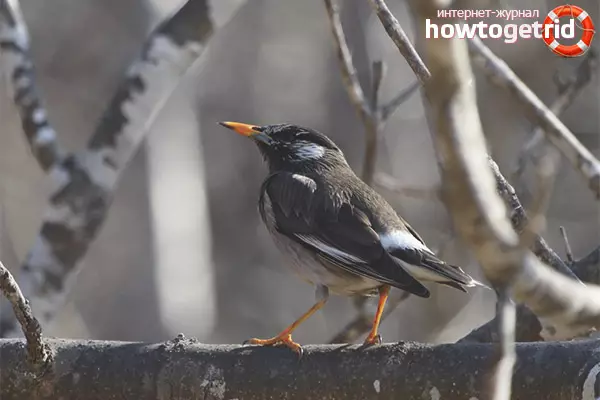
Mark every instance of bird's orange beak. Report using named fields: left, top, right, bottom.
left=218, top=121, right=261, bottom=137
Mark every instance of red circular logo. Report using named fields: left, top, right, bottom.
left=543, top=5, right=595, bottom=57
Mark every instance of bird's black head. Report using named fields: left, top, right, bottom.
left=219, top=121, right=347, bottom=172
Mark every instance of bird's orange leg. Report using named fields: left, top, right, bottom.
left=364, top=285, right=391, bottom=345
left=245, top=286, right=329, bottom=356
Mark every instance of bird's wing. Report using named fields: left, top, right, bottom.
left=260, top=172, right=430, bottom=297
left=386, top=221, right=475, bottom=289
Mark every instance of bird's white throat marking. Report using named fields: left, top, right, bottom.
left=291, top=174, right=317, bottom=192
left=292, top=142, right=325, bottom=161
left=380, top=230, right=431, bottom=252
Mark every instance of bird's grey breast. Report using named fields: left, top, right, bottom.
left=259, top=189, right=321, bottom=283
left=258, top=174, right=381, bottom=295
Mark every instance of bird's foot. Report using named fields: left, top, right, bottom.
left=363, top=333, right=382, bottom=346
left=243, top=333, right=303, bottom=357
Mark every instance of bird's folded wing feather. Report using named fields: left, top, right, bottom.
left=260, top=172, right=430, bottom=297
left=387, top=224, right=475, bottom=288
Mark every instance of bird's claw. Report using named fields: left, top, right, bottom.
left=363, top=333, right=382, bottom=346
left=242, top=334, right=304, bottom=358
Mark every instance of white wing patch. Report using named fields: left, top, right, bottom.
left=380, top=230, right=432, bottom=253
left=397, top=260, right=452, bottom=283
left=292, top=141, right=325, bottom=161
left=291, top=174, right=317, bottom=192
left=295, top=234, right=365, bottom=264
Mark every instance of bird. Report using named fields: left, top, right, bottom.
left=218, top=121, right=485, bottom=355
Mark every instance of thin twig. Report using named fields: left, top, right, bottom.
left=0, top=261, right=51, bottom=369
left=559, top=226, right=575, bottom=264
left=325, top=0, right=421, bottom=185
left=323, top=0, right=370, bottom=121
left=367, top=0, right=431, bottom=83
left=370, top=60, right=385, bottom=111
left=512, top=51, right=597, bottom=183
left=361, top=62, right=383, bottom=185
left=0, top=0, right=63, bottom=171
left=468, top=38, right=600, bottom=199
left=380, top=80, right=420, bottom=120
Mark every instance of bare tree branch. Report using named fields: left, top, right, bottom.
left=371, top=0, right=597, bottom=344
left=512, top=52, right=597, bottom=183
left=0, top=0, right=63, bottom=171
left=457, top=70, right=594, bottom=345
left=458, top=88, right=585, bottom=345
left=408, top=1, right=600, bottom=342
left=492, top=143, right=559, bottom=398
left=468, top=38, right=600, bottom=199
left=325, top=0, right=421, bottom=185
left=324, top=0, right=370, bottom=124
left=465, top=146, right=561, bottom=349
left=361, top=1, right=574, bottom=280
left=0, top=261, right=51, bottom=369
left=324, top=0, right=379, bottom=185
left=0, top=0, right=247, bottom=337
left=461, top=243, right=600, bottom=344
left=1, top=337, right=598, bottom=399
left=488, top=158, right=578, bottom=280
left=367, top=0, right=430, bottom=83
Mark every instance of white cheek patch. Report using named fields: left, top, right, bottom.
left=380, top=230, right=432, bottom=253
left=292, top=142, right=326, bottom=161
